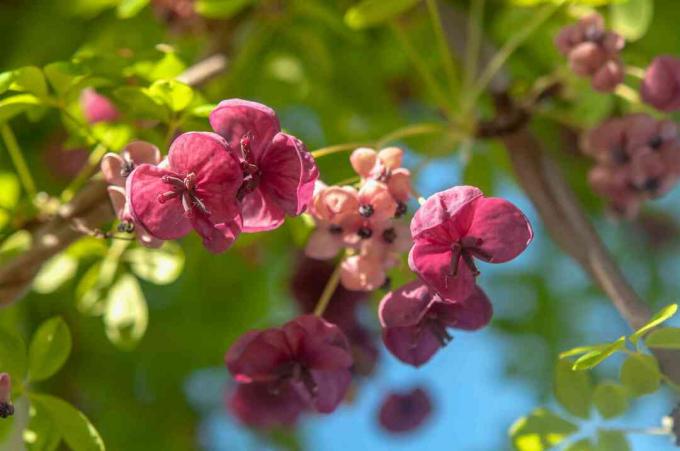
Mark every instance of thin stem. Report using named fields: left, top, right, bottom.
left=626, top=65, right=647, bottom=79
left=0, top=124, right=37, bottom=199
left=463, top=0, right=485, bottom=92
left=376, top=122, right=452, bottom=148
left=390, top=22, right=455, bottom=117
left=311, top=142, right=371, bottom=159
left=61, top=143, right=108, bottom=202
left=313, top=260, right=342, bottom=317
left=426, top=0, right=459, bottom=99
left=466, top=1, right=563, bottom=109
left=608, top=427, right=670, bottom=436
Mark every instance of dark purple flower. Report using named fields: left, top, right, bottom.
left=378, top=387, right=432, bottom=433
left=379, top=280, right=492, bottom=367
left=227, top=382, right=305, bottom=428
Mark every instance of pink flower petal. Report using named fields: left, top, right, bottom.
left=124, top=141, right=161, bottom=165
left=408, top=239, right=477, bottom=300
left=378, top=280, right=434, bottom=328
left=106, top=185, right=126, bottom=219
left=305, top=228, right=345, bottom=260
left=382, top=326, right=441, bottom=367
left=410, top=186, right=482, bottom=239
left=350, top=147, right=377, bottom=178
left=432, top=285, right=493, bottom=330
left=241, top=187, right=286, bottom=232
left=340, top=254, right=386, bottom=291
left=209, top=99, right=281, bottom=157
left=228, top=382, right=305, bottom=428
left=101, top=153, right=125, bottom=186
left=225, top=329, right=292, bottom=383
left=377, top=147, right=404, bottom=170
left=80, top=88, right=120, bottom=124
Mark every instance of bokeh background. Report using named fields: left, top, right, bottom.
left=1, top=0, right=679, bottom=450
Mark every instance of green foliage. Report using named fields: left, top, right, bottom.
left=344, top=0, right=421, bottom=29
left=28, top=317, right=72, bottom=382
left=592, top=381, right=629, bottom=419
left=619, top=353, right=660, bottom=396
left=630, top=303, right=678, bottom=344
left=195, top=0, right=254, bottom=18
left=117, top=0, right=150, bottom=18
left=645, top=327, right=680, bottom=349
left=33, top=254, right=78, bottom=294
left=554, top=360, right=592, bottom=418
left=610, top=0, right=654, bottom=41
left=509, top=407, right=577, bottom=451
left=596, top=430, right=630, bottom=451
left=125, top=242, right=185, bottom=285
left=560, top=336, right=625, bottom=370
left=146, top=79, right=194, bottom=113
left=104, top=273, right=148, bottom=349
left=0, top=327, right=27, bottom=382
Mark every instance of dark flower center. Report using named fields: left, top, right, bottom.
left=274, top=361, right=318, bottom=399
left=423, top=315, right=452, bottom=347
left=120, top=159, right=135, bottom=177
left=158, top=172, right=210, bottom=217
left=117, top=221, right=135, bottom=233
left=382, top=227, right=397, bottom=244
left=450, top=236, right=491, bottom=277
left=0, top=402, right=14, bottom=419
left=357, top=227, right=373, bottom=239
left=649, top=135, right=663, bottom=150
left=329, top=224, right=343, bottom=235
left=236, top=134, right=262, bottom=201
left=359, top=204, right=374, bottom=218
left=395, top=202, right=408, bottom=218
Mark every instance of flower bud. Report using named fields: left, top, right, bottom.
left=0, top=373, right=14, bottom=419
left=350, top=147, right=378, bottom=178
left=641, top=56, right=680, bottom=112
left=591, top=60, right=624, bottom=92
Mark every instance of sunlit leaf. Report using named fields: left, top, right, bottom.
left=44, top=62, right=86, bottom=96
left=76, top=262, right=107, bottom=315
left=147, top=79, right=194, bottom=113
left=610, top=0, right=653, bottom=41
left=126, top=242, right=185, bottom=285
left=0, top=71, right=14, bottom=95
left=593, top=381, right=629, bottom=419
left=117, top=0, right=150, bottom=18
left=33, top=253, right=78, bottom=294
left=24, top=400, right=61, bottom=451
left=620, top=353, right=660, bottom=396
left=0, top=94, right=42, bottom=122
left=0, top=172, right=20, bottom=210
left=554, top=360, right=592, bottom=418
left=28, top=317, right=72, bottom=382
left=630, top=304, right=677, bottom=344
left=344, top=0, right=421, bottom=29
left=114, top=86, right=168, bottom=121
left=10, top=66, right=48, bottom=97
left=195, top=0, right=253, bottom=18
left=509, top=408, right=578, bottom=451
left=563, top=337, right=626, bottom=370
left=565, top=439, right=594, bottom=451
left=644, top=327, right=680, bottom=349
left=105, top=273, right=148, bottom=349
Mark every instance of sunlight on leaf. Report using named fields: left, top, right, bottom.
left=105, top=273, right=148, bottom=349
left=509, top=407, right=578, bottom=451
left=630, top=304, right=678, bottom=344
left=28, top=317, right=72, bottom=382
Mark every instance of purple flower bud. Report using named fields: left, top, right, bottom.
left=378, top=387, right=432, bottom=433
left=641, top=56, right=680, bottom=112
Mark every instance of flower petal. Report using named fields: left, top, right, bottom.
left=340, top=254, right=386, bottom=292
left=408, top=239, right=476, bottom=300
left=209, top=99, right=280, bottom=157
left=106, top=185, right=126, bottom=219
left=305, top=228, right=344, bottom=260
left=378, top=280, right=434, bottom=328
left=241, top=187, right=286, bottom=232
left=190, top=214, right=241, bottom=254
left=382, top=326, right=441, bottom=367
left=126, top=164, right=193, bottom=240
left=124, top=141, right=161, bottom=165
left=101, top=153, right=125, bottom=186
left=225, top=329, right=292, bottom=383
left=350, top=147, right=377, bottom=178
left=433, top=285, right=493, bottom=330
left=467, top=197, right=533, bottom=263
left=410, top=186, right=482, bottom=239
left=228, top=382, right=305, bottom=428
left=307, top=369, right=352, bottom=413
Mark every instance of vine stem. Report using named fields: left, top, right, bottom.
left=463, top=0, right=485, bottom=93
left=311, top=142, right=371, bottom=159
left=376, top=122, right=453, bottom=148
left=426, top=0, right=459, bottom=99
left=626, top=65, right=647, bottom=79
left=0, top=124, right=37, bottom=198
left=313, top=261, right=342, bottom=317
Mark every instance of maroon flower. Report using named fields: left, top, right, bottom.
left=227, top=382, right=305, bottom=428
left=641, top=56, right=680, bottom=112
left=101, top=141, right=162, bottom=187
left=409, top=186, right=532, bottom=300
left=126, top=132, right=243, bottom=253
left=378, top=387, right=432, bottom=433
left=80, top=88, right=120, bottom=124
left=209, top=99, right=319, bottom=232
left=0, top=373, right=13, bottom=419
left=379, top=280, right=492, bottom=367
left=226, top=315, right=353, bottom=413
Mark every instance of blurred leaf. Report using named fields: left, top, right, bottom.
left=0, top=72, right=14, bottom=95
left=24, top=400, right=61, bottom=451
left=630, top=304, right=677, bottom=344
left=509, top=0, right=615, bottom=4
left=66, top=237, right=108, bottom=260
left=0, top=94, right=42, bottom=123
left=147, top=79, right=194, bottom=112
left=33, top=253, right=78, bottom=294
left=105, top=273, right=148, bottom=349
left=644, top=327, right=680, bottom=349
left=610, top=0, right=653, bottom=41
left=117, top=0, right=150, bottom=18
left=596, top=429, right=630, bottom=451
left=126, top=242, right=185, bottom=285
left=0, top=327, right=27, bottom=381
left=28, top=317, right=72, bottom=382
left=44, top=62, right=86, bottom=96
left=195, top=0, right=253, bottom=18
left=0, top=412, right=14, bottom=444
left=91, top=123, right=133, bottom=150
left=509, top=407, right=578, bottom=451
left=463, top=150, right=495, bottom=195
left=561, top=336, right=625, bottom=370
left=76, top=262, right=107, bottom=315
left=554, top=360, right=592, bottom=418
left=31, top=394, right=105, bottom=451
left=593, top=381, right=629, bottom=419
left=190, top=104, right=217, bottom=118
left=10, top=66, right=48, bottom=97
left=0, top=231, right=32, bottom=268
left=0, top=172, right=20, bottom=210
left=620, top=353, right=660, bottom=396
left=114, top=86, right=168, bottom=121
left=565, top=439, right=594, bottom=451
left=149, top=52, right=186, bottom=81
left=344, top=0, right=420, bottom=29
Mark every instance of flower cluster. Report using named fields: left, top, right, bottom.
left=226, top=315, right=353, bottom=428
left=305, top=147, right=413, bottom=291
left=378, top=387, right=432, bottom=434
left=584, top=114, right=680, bottom=218
left=555, top=13, right=625, bottom=92
left=100, top=99, right=318, bottom=252
left=0, top=373, right=13, bottom=419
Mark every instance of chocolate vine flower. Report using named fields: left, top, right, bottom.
left=107, top=186, right=163, bottom=248
left=101, top=141, right=162, bottom=187
left=350, top=146, right=412, bottom=210
left=80, top=88, right=120, bottom=124
left=379, top=280, right=492, bottom=367
left=641, top=56, right=680, bottom=112
left=227, top=382, right=306, bottom=428
left=209, top=99, right=319, bottom=232
left=126, top=132, right=243, bottom=253
left=378, top=387, right=432, bottom=433
left=305, top=184, right=361, bottom=260
left=0, top=373, right=13, bottom=419
left=226, top=314, right=353, bottom=413
left=409, top=186, right=532, bottom=300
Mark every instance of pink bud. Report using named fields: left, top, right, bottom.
left=350, top=147, right=378, bottom=178
left=641, top=56, right=680, bottom=112
left=377, top=147, right=404, bottom=170
left=80, top=88, right=120, bottom=124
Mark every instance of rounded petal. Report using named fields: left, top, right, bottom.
left=591, top=60, right=624, bottom=93
left=641, top=56, right=680, bottom=112
left=569, top=42, right=606, bottom=76
left=228, top=382, right=305, bottom=428
left=382, top=326, right=441, bottom=367
left=305, top=228, right=344, bottom=260
left=126, top=164, right=193, bottom=240
left=388, top=169, right=412, bottom=203
left=467, top=197, right=533, bottom=263
left=241, top=187, right=286, bottom=232
left=340, top=254, right=386, bottom=292
left=80, top=88, right=120, bottom=124
left=101, top=153, right=125, bottom=186
left=410, top=186, right=483, bottom=239
left=191, top=214, right=241, bottom=254
left=106, top=185, right=126, bottom=219
left=433, top=285, right=493, bottom=330
left=307, top=369, right=352, bottom=413
left=378, top=280, right=434, bottom=328
left=312, top=185, right=360, bottom=222
left=408, top=239, right=477, bottom=300
left=350, top=147, right=378, bottom=178
left=378, top=388, right=432, bottom=433
left=378, top=147, right=404, bottom=170
left=359, top=180, right=397, bottom=223
left=209, top=99, right=281, bottom=157
left=225, top=329, right=292, bottom=383
left=168, top=132, right=240, bottom=188
left=259, top=132, right=319, bottom=216
left=124, top=141, right=162, bottom=165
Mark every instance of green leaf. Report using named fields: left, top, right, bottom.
left=30, top=394, right=105, bottom=451
left=126, top=242, right=185, bottom=285
left=569, top=337, right=626, bottom=370
left=33, top=253, right=78, bottom=294
left=11, top=66, right=48, bottom=97
left=0, top=94, right=42, bottom=122
left=345, top=0, right=420, bottom=29
left=148, top=52, right=186, bottom=81
left=105, top=274, right=148, bottom=349
left=190, top=104, right=217, bottom=118
left=596, top=429, right=630, bottom=451
left=554, top=360, right=592, bottom=418
left=620, top=353, right=660, bottom=396
left=117, top=0, right=150, bottom=18
left=0, top=327, right=27, bottom=381
left=28, top=317, right=72, bottom=382
left=630, top=304, right=677, bottom=344
left=146, top=79, right=194, bottom=112
left=76, top=262, right=107, bottom=316
left=509, top=408, right=578, bottom=451
left=43, top=62, right=85, bottom=96
left=565, top=438, right=595, bottom=451
left=593, top=381, right=629, bottom=419
left=644, top=327, right=680, bottom=349
left=0, top=172, right=20, bottom=210
left=195, top=0, right=253, bottom=18
left=113, top=86, right=167, bottom=121
left=0, top=71, right=14, bottom=95
left=611, top=0, right=653, bottom=41
left=24, top=399, right=61, bottom=451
